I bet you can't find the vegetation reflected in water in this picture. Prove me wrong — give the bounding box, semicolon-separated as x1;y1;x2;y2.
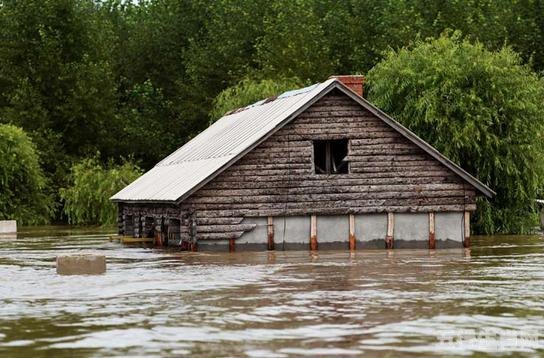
0;227;543;357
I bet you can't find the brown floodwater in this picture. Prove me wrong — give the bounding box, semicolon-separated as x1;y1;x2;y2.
0;226;543;357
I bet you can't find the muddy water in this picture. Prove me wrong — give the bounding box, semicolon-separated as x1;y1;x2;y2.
0;227;543;357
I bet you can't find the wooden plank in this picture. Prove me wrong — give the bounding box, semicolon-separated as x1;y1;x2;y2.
207;176;459;187
386;213;394;249
197;232;245;240
267;216;275;250
189;192;470;207
349;214;356;250
310;215;318;251
193;223;256;233
428;212;436;249
464;211;471;248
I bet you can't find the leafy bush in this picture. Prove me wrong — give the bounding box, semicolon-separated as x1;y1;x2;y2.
60;158;142;225
367;33;544;234
209;77;304;121
0;124;54;225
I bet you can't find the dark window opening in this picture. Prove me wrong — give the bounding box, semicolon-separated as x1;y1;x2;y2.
313;139;349;174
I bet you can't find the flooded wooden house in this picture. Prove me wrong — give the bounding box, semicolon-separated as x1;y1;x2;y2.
111;76;494;251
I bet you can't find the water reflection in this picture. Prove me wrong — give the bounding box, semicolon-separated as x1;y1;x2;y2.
0;228;543;357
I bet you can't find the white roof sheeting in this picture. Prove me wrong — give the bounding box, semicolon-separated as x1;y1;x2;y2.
111;79;336;202
112;78;494;203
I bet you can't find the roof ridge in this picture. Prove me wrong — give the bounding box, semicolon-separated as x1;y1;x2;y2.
224;82;322;117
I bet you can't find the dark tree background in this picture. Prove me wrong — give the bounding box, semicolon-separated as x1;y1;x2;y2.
1;0;544;231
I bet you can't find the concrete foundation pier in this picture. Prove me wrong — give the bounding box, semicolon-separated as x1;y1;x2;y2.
0;220;16;234
56;254;106;275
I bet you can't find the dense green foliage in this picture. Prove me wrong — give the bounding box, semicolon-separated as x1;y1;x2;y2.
0;0;544;231
367;34;544;234
60;158;142;225
210;78;303;121
0;125;54;225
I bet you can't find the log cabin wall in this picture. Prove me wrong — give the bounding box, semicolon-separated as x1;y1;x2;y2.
119;203;185;239
180;89;476;243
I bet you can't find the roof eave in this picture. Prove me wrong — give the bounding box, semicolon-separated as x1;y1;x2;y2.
111;198;177;205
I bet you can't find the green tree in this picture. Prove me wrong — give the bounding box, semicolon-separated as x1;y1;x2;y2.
60;157;142;225
367;33;544;234
256;0;335;81
0;0;119;217
0;125;54;225
209;77;304;121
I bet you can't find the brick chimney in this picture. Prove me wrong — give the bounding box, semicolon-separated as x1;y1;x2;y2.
329;75;364;97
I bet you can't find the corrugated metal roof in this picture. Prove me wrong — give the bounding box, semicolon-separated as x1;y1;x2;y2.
112;78;494;203
111;79;337;202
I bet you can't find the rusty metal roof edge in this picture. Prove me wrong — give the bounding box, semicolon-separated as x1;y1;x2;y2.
332;81;495;198
173;79;339;205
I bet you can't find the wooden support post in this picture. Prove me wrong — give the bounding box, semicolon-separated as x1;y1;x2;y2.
428;212;436;249
386;212;394;249
189;242;198;252
349;214;356;250
267;216;275;250
154;229;162;247
463;211;471;248
229;238;235;253
310;215;318;251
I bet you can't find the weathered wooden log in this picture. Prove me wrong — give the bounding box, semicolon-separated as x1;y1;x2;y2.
195;183;466;198
193;224;256;233
190;204;476;220
348;160;441;168
290;121;391;130
189;191;470;206
222;170;458;180
207;176;460;187
191;200;433;211
296;109;376;118
197;232;245;240
191;217;244;225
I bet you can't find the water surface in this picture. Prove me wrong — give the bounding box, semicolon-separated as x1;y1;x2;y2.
0;227;543;357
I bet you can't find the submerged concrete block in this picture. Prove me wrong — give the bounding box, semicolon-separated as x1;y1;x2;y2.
435;212;463;247
317;215;349;249
394;213;428;241
56;254;106;275
236;217;268;251
273;216;310;250
354;214;387;241
0;220;16;234
238;217;267;244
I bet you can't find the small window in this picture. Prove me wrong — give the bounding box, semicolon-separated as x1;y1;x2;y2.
313;139;349;174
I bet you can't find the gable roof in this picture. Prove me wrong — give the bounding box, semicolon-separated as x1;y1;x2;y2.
111;79;494;203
